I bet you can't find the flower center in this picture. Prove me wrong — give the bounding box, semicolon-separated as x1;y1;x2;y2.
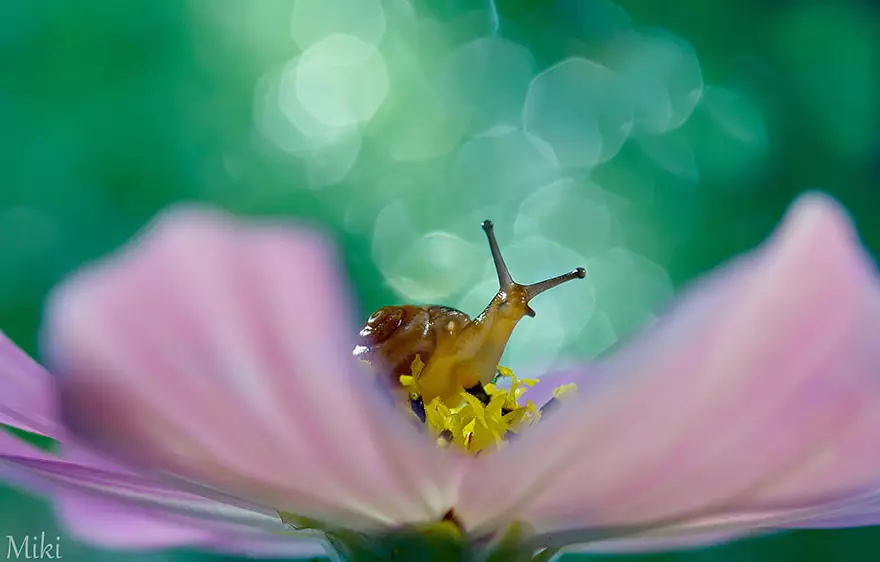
398;356;576;454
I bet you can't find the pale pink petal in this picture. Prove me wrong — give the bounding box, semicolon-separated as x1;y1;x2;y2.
778;489;880;528
0;333;61;437
561;530;757;553
55;491;225;549
458;193;880;539
2;443;291;532
0;340;317;554
539;491;879;553
44;206;458;531
521;365;601;409
56;491;327;557
197;531;329;557
2;439;327;555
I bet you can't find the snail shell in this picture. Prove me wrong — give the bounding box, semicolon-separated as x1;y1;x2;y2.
353;305;470;389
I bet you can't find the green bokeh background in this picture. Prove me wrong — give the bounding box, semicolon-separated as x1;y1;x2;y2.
1;0;879;560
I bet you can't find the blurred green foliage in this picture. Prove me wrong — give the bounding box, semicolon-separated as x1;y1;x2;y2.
1;0;879;560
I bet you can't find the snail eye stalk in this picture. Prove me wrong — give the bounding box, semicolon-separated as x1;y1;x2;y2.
481;220;514;288
524;267;587;299
481;219;587;317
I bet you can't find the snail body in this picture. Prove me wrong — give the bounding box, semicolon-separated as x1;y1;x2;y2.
355;221;586;407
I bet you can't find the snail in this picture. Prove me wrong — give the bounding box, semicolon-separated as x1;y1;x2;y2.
354;220;586;420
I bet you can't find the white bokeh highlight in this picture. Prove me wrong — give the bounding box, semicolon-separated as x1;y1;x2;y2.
253;64;362;187
586;247;674;337
609;27;703;135
294;34;390;128
290;0;386;49
452;128;560;206
304;133;363;188
524;58;634;169
438;37;536;131
382;67;468;162
255;64;348;155
372;200;483;303
636;131;700;184
515;178;617;258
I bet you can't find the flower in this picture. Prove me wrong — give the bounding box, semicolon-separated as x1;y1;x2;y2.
2;193;880;560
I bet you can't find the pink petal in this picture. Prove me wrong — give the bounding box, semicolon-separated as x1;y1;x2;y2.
521;364;601;409
2;443;290;530
55;490;228;549
562;530;756;553
458;193;880;539
778;489;880;528
0;334;323;555
44;206;457;531
197;531;329;557
2;440;324;554
56;491;327;557
0;333;61;437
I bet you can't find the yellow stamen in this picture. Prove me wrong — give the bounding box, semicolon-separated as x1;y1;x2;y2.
410;355;425;377
407;364;576;454
399;355;425;395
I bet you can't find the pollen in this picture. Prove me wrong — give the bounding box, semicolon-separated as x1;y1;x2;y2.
552;383;578;401
402;357;576;454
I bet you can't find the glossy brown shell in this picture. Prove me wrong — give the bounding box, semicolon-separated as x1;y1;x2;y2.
353;305;471;388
